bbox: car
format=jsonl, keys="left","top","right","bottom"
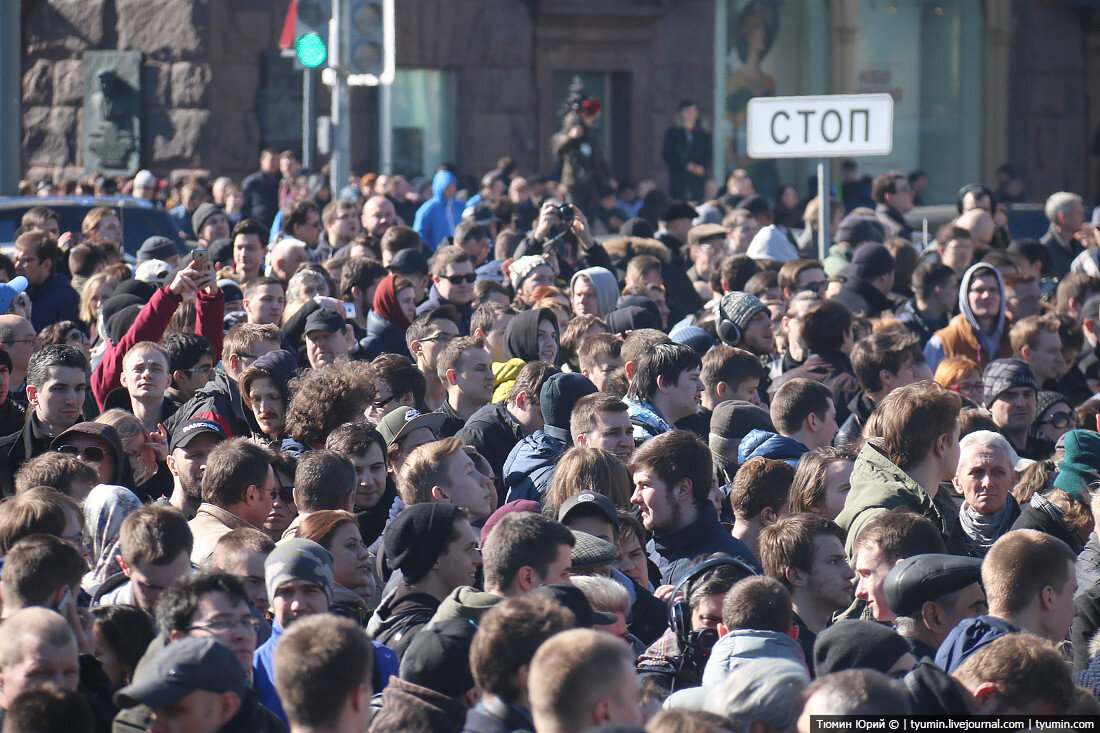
{"left": 0, "top": 196, "right": 185, "bottom": 260}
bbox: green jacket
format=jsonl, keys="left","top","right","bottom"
{"left": 836, "top": 439, "right": 959, "bottom": 559}
{"left": 823, "top": 243, "right": 853, "bottom": 278}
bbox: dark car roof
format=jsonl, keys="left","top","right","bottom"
{"left": 0, "top": 196, "right": 184, "bottom": 257}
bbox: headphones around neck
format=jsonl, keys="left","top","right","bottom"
{"left": 714, "top": 299, "right": 743, "bottom": 346}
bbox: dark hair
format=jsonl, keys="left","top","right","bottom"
{"left": 67, "top": 244, "right": 106, "bottom": 278}
{"left": 853, "top": 510, "right": 947, "bottom": 562}
{"left": 721, "top": 576, "right": 793, "bottom": 633}
{"left": 506, "top": 361, "right": 558, "bottom": 408}
{"left": 230, "top": 218, "right": 268, "bottom": 241}
{"left": 802, "top": 300, "right": 853, "bottom": 355}
{"left": 471, "top": 302, "right": 517, "bottom": 338}
{"left": 626, "top": 342, "right": 701, "bottom": 402}
{"left": 483, "top": 513, "right": 576, "bottom": 593}
{"left": 0, "top": 488, "right": 75, "bottom": 554}
{"left": 26, "top": 344, "right": 88, "bottom": 388}
{"left": 15, "top": 230, "right": 60, "bottom": 273}
{"left": 787, "top": 447, "right": 855, "bottom": 514}
{"left": 850, "top": 330, "right": 920, "bottom": 393}
{"left": 871, "top": 172, "right": 907, "bottom": 205}
{"left": 770, "top": 378, "right": 834, "bottom": 436}
{"left": 154, "top": 571, "right": 251, "bottom": 637}
{"left": 628, "top": 430, "right": 713, "bottom": 508}
{"left": 340, "top": 256, "right": 387, "bottom": 300}
{"left": 201, "top": 438, "right": 274, "bottom": 507}
{"left": 876, "top": 382, "right": 961, "bottom": 470}
{"left": 371, "top": 354, "right": 427, "bottom": 411}
{"left": 14, "top": 452, "right": 97, "bottom": 497}
{"left": 119, "top": 505, "right": 194, "bottom": 567}
{"left": 760, "top": 513, "right": 846, "bottom": 591}
{"left": 453, "top": 221, "right": 490, "bottom": 249}
{"left": 285, "top": 360, "right": 377, "bottom": 447}
{"left": 0, "top": 534, "right": 86, "bottom": 609}
{"left": 405, "top": 306, "right": 460, "bottom": 353}
{"left": 2, "top": 685, "right": 92, "bottom": 733}
{"left": 911, "top": 261, "right": 956, "bottom": 301}
{"left": 281, "top": 200, "right": 320, "bottom": 236}
{"left": 380, "top": 225, "right": 423, "bottom": 259}
{"left": 294, "top": 450, "right": 356, "bottom": 513}
{"left": 701, "top": 344, "right": 767, "bottom": 392}
{"left": 714, "top": 255, "right": 762, "bottom": 295}
{"left": 325, "top": 422, "right": 386, "bottom": 459}
{"left": 162, "top": 332, "right": 216, "bottom": 375}
{"left": 728, "top": 457, "right": 795, "bottom": 521}
{"left": 91, "top": 605, "right": 157, "bottom": 685}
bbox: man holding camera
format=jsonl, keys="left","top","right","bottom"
{"left": 513, "top": 201, "right": 617, "bottom": 286}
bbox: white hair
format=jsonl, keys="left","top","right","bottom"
{"left": 569, "top": 574, "right": 629, "bottom": 614}
{"left": 1044, "top": 191, "right": 1083, "bottom": 223}
{"left": 958, "top": 429, "right": 1019, "bottom": 469}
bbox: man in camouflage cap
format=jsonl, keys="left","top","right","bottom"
{"left": 253, "top": 538, "right": 335, "bottom": 723}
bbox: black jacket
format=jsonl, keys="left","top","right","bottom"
{"left": 875, "top": 203, "right": 913, "bottom": 241}
{"left": 831, "top": 278, "right": 895, "bottom": 318}
{"left": 904, "top": 661, "right": 971, "bottom": 716}
{"left": 655, "top": 233, "right": 704, "bottom": 324}
{"left": 661, "top": 125, "right": 711, "bottom": 201}
{"left": 0, "top": 415, "right": 59, "bottom": 497}
{"left": 240, "top": 170, "right": 280, "bottom": 229}
{"left": 456, "top": 403, "right": 525, "bottom": 497}
{"left": 164, "top": 368, "right": 256, "bottom": 440}
{"left": 435, "top": 399, "right": 466, "bottom": 440}
{"left": 1041, "top": 224, "right": 1082, "bottom": 280}
{"left": 371, "top": 584, "right": 440, "bottom": 659}
{"left": 361, "top": 310, "right": 412, "bottom": 360}
{"left": 770, "top": 351, "right": 862, "bottom": 427}
{"left": 462, "top": 699, "right": 534, "bottom": 733}
{"left": 836, "top": 391, "right": 877, "bottom": 450}
{"left": 1071, "top": 582, "right": 1100, "bottom": 671}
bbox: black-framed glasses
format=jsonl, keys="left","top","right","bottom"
{"left": 441, "top": 273, "right": 476, "bottom": 285}
{"left": 188, "top": 616, "right": 263, "bottom": 633}
{"left": 2, "top": 337, "right": 35, "bottom": 346}
{"left": 373, "top": 392, "right": 401, "bottom": 411}
{"left": 1042, "top": 411, "right": 1077, "bottom": 429}
{"left": 419, "top": 333, "right": 455, "bottom": 344}
{"left": 183, "top": 366, "right": 216, "bottom": 379}
{"left": 58, "top": 445, "right": 105, "bottom": 462}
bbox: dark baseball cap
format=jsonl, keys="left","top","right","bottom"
{"left": 168, "top": 418, "right": 227, "bottom": 453}
{"left": 304, "top": 307, "right": 346, "bottom": 336}
{"left": 558, "top": 491, "right": 618, "bottom": 529}
{"left": 376, "top": 407, "right": 446, "bottom": 448}
{"left": 115, "top": 637, "right": 247, "bottom": 709}
{"left": 530, "top": 583, "right": 617, "bottom": 627}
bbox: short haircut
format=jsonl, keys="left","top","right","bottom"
{"left": 231, "top": 218, "right": 268, "bottom": 241}
{"left": 1055, "top": 272, "right": 1100, "bottom": 314}
{"left": 0, "top": 535, "right": 86, "bottom": 610}
{"left": 436, "top": 335, "right": 486, "bottom": 381}
{"left": 802, "top": 300, "right": 853, "bottom": 355}
{"left": 430, "top": 244, "right": 473, "bottom": 277}
{"left": 119, "top": 505, "right": 193, "bottom": 567}
{"left": 871, "top": 171, "right": 906, "bottom": 204}
{"left": 577, "top": 332, "right": 623, "bottom": 375}
{"left": 952, "top": 633, "right": 1075, "bottom": 711}
{"left": 470, "top": 595, "right": 575, "bottom": 703}
{"left": 2, "top": 684, "right": 91, "bottom": 731}
{"left": 274, "top": 614, "right": 375, "bottom": 727}
{"left": 371, "top": 353, "right": 427, "bottom": 410}
{"left": 243, "top": 275, "right": 286, "bottom": 299}
{"left": 715, "top": 254, "right": 762, "bottom": 294}
{"left": 1044, "top": 191, "right": 1083, "bottom": 223}
{"left": 14, "top": 452, "right": 97, "bottom": 497}
{"left": 728, "top": 457, "right": 796, "bottom": 522}
{"left": 787, "top": 447, "right": 855, "bottom": 514}
{"left": 482, "top": 512, "right": 576, "bottom": 593}
{"left": 209, "top": 527, "right": 276, "bottom": 571}
{"left": 936, "top": 223, "right": 970, "bottom": 249}
{"left": 545, "top": 446, "right": 632, "bottom": 518}
{"left": 397, "top": 437, "right": 464, "bottom": 506}
{"left": 201, "top": 438, "right": 274, "bottom": 507}
{"left": 721, "top": 576, "right": 793, "bottom": 633}
{"left": 621, "top": 329, "right": 672, "bottom": 366}
{"left": 0, "top": 608, "right": 77, "bottom": 672}
{"left": 629, "top": 430, "right": 713, "bottom": 508}
{"left": 777, "top": 259, "right": 823, "bottom": 294}
{"left": 67, "top": 243, "right": 106, "bottom": 278}
{"left": 505, "top": 361, "right": 557, "bottom": 408}
{"left": 850, "top": 329, "right": 920, "bottom": 393}
{"left": 21, "top": 206, "right": 60, "bottom": 230}
{"left": 743, "top": 270, "right": 778, "bottom": 299}
{"left": 1009, "top": 313, "right": 1061, "bottom": 356}
{"left": 625, "top": 254, "right": 662, "bottom": 284}
{"left": 282, "top": 199, "right": 320, "bottom": 235}
{"left": 453, "top": 221, "right": 490, "bottom": 249}
{"left": 571, "top": 574, "right": 629, "bottom": 611}
{"left": 470, "top": 302, "right": 516, "bottom": 337}
{"left": 321, "top": 198, "right": 356, "bottom": 227}
{"left": 875, "top": 381, "right": 961, "bottom": 470}
{"left": 569, "top": 393, "right": 628, "bottom": 438}
{"left": 379, "top": 226, "right": 423, "bottom": 259}
{"left": 981, "top": 529, "right": 1076, "bottom": 615}
{"left": 26, "top": 344, "right": 88, "bottom": 388}
{"left": 626, "top": 342, "right": 701, "bottom": 402}
{"left": 15, "top": 230, "right": 60, "bottom": 271}
{"left": 770, "top": 378, "right": 833, "bottom": 435}
{"left": 293, "top": 450, "right": 356, "bottom": 513}
{"left": 853, "top": 510, "right": 947, "bottom": 562}
{"left": 528, "top": 628, "right": 638, "bottom": 733}
{"left": 405, "top": 306, "right": 460, "bottom": 353}
{"left": 802, "top": 669, "right": 912, "bottom": 716}
{"left": 325, "top": 422, "right": 386, "bottom": 459}
{"left": 760, "top": 513, "right": 846, "bottom": 591}
{"left": 911, "top": 261, "right": 956, "bottom": 301}
{"left": 0, "top": 487, "right": 80, "bottom": 555}
{"left": 221, "top": 323, "right": 280, "bottom": 365}
{"left": 701, "top": 344, "right": 767, "bottom": 392}
{"left": 339, "top": 256, "right": 387, "bottom": 299}
{"left": 162, "top": 332, "right": 216, "bottom": 375}
{"left": 560, "top": 314, "right": 608, "bottom": 364}
{"left": 154, "top": 571, "right": 251, "bottom": 637}
{"left": 122, "top": 340, "right": 168, "bottom": 370}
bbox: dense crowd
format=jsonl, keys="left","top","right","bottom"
{"left": 3, "top": 98, "right": 1100, "bottom": 732}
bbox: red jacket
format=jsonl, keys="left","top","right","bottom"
{"left": 91, "top": 288, "right": 224, "bottom": 409}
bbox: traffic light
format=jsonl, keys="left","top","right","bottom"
{"left": 346, "top": 0, "right": 394, "bottom": 86}
{"left": 295, "top": 0, "right": 331, "bottom": 69}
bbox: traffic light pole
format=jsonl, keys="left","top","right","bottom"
{"left": 380, "top": 81, "right": 392, "bottom": 175}
{"left": 329, "top": 0, "right": 352, "bottom": 195}
{"left": 302, "top": 68, "right": 316, "bottom": 171}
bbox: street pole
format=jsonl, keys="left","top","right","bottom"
{"left": 302, "top": 67, "right": 315, "bottom": 171}
{"left": 380, "top": 81, "right": 392, "bottom": 175}
{"left": 329, "top": 0, "right": 351, "bottom": 195}
{"left": 817, "top": 159, "right": 830, "bottom": 263}
{"left": 0, "top": 0, "right": 21, "bottom": 195}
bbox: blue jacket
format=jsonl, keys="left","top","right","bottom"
{"left": 413, "top": 170, "right": 464, "bottom": 251}
{"left": 933, "top": 615, "right": 1019, "bottom": 673}
{"left": 360, "top": 309, "right": 411, "bottom": 360}
{"left": 502, "top": 427, "right": 567, "bottom": 503}
{"left": 28, "top": 273, "right": 80, "bottom": 332}
{"left": 415, "top": 284, "right": 472, "bottom": 335}
{"left": 647, "top": 502, "right": 760, "bottom": 586}
{"left": 737, "top": 429, "right": 808, "bottom": 467}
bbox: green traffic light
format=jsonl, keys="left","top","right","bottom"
{"left": 295, "top": 32, "right": 328, "bottom": 68}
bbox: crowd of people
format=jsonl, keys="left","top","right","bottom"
{"left": 4, "top": 124, "right": 1100, "bottom": 732}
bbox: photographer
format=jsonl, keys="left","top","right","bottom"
{"left": 512, "top": 200, "right": 615, "bottom": 284}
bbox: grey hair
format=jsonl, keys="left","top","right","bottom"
{"left": 286, "top": 269, "right": 330, "bottom": 303}
{"left": 569, "top": 574, "right": 629, "bottom": 614}
{"left": 1045, "top": 192, "right": 1083, "bottom": 223}
{"left": 703, "top": 657, "right": 809, "bottom": 732}
{"left": 958, "top": 429, "right": 1019, "bottom": 470}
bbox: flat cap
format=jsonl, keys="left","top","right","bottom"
{"left": 883, "top": 553, "right": 982, "bottom": 617}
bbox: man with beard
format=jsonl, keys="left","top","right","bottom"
{"left": 166, "top": 419, "right": 227, "bottom": 518}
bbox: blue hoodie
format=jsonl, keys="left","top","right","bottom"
{"left": 933, "top": 614, "right": 1019, "bottom": 673}
{"left": 412, "top": 170, "right": 464, "bottom": 251}
{"left": 737, "top": 429, "right": 809, "bottom": 467}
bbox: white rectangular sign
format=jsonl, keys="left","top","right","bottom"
{"left": 747, "top": 93, "right": 893, "bottom": 158}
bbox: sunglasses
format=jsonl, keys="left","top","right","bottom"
{"left": 1042, "top": 411, "right": 1076, "bottom": 429}
{"left": 59, "top": 445, "right": 105, "bottom": 462}
{"left": 440, "top": 273, "right": 476, "bottom": 284}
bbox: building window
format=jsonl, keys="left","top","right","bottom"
{"left": 391, "top": 69, "right": 456, "bottom": 177}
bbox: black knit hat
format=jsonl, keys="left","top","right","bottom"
{"left": 709, "top": 400, "right": 773, "bottom": 442}
{"left": 813, "top": 619, "right": 911, "bottom": 677}
{"left": 982, "top": 358, "right": 1037, "bottom": 408}
{"left": 539, "top": 372, "right": 598, "bottom": 433}
{"left": 850, "top": 242, "right": 895, "bottom": 281}
{"left": 605, "top": 306, "right": 660, "bottom": 335}
{"left": 398, "top": 618, "right": 477, "bottom": 697}
{"left": 384, "top": 503, "right": 462, "bottom": 582}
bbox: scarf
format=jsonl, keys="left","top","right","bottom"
{"left": 82, "top": 484, "right": 143, "bottom": 593}
{"left": 372, "top": 273, "right": 412, "bottom": 330}
{"left": 958, "top": 497, "right": 1016, "bottom": 553}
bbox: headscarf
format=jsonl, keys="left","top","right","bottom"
{"left": 504, "top": 308, "right": 557, "bottom": 362}
{"left": 372, "top": 273, "right": 413, "bottom": 330}
{"left": 82, "top": 484, "right": 143, "bottom": 593}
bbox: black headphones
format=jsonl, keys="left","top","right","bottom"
{"left": 714, "top": 298, "right": 743, "bottom": 346}
{"left": 667, "top": 556, "right": 758, "bottom": 643}
{"left": 955, "top": 183, "right": 996, "bottom": 214}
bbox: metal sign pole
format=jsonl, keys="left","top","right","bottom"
{"left": 303, "top": 68, "right": 316, "bottom": 171}
{"left": 817, "top": 159, "right": 830, "bottom": 263}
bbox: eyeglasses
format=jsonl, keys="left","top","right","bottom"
{"left": 419, "top": 333, "right": 454, "bottom": 344}
{"left": 2, "top": 337, "right": 35, "bottom": 346}
{"left": 65, "top": 331, "right": 89, "bottom": 344}
{"left": 373, "top": 392, "right": 401, "bottom": 411}
{"left": 1042, "top": 411, "right": 1077, "bottom": 429}
{"left": 182, "top": 366, "right": 216, "bottom": 379}
{"left": 440, "top": 273, "right": 476, "bottom": 285}
{"left": 188, "top": 616, "right": 263, "bottom": 633}
{"left": 58, "top": 445, "right": 105, "bottom": 462}
{"left": 798, "top": 281, "right": 825, "bottom": 294}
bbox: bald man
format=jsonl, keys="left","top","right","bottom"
{"left": 0, "top": 608, "right": 80, "bottom": 710}
{"left": 0, "top": 314, "right": 37, "bottom": 402}
{"left": 361, "top": 196, "right": 397, "bottom": 240}
{"left": 957, "top": 209, "right": 995, "bottom": 260}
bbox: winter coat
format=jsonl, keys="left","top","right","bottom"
{"left": 701, "top": 629, "right": 807, "bottom": 686}
{"left": 1070, "top": 581, "right": 1100, "bottom": 671}
{"left": 369, "top": 676, "right": 468, "bottom": 733}
{"left": 835, "top": 391, "right": 876, "bottom": 451}
{"left": 240, "top": 170, "right": 280, "bottom": 229}
{"left": 737, "top": 429, "right": 808, "bottom": 467}
{"left": 502, "top": 428, "right": 567, "bottom": 503}
{"left": 769, "top": 351, "right": 862, "bottom": 428}
{"left": 413, "top": 170, "right": 465, "bottom": 250}
{"left": 361, "top": 309, "right": 412, "bottom": 360}
{"left": 368, "top": 583, "right": 441, "bottom": 659}
{"left": 0, "top": 415, "right": 60, "bottom": 497}
{"left": 894, "top": 298, "right": 947, "bottom": 348}
{"left": 27, "top": 272, "right": 81, "bottom": 332}
{"left": 924, "top": 263, "right": 1010, "bottom": 372}
{"left": 904, "top": 662, "right": 972, "bottom": 716}
{"left": 831, "top": 278, "right": 895, "bottom": 319}
{"left": 662, "top": 124, "right": 712, "bottom": 201}
{"left": 164, "top": 367, "right": 256, "bottom": 440}
{"left": 647, "top": 502, "right": 760, "bottom": 586}
{"left": 456, "top": 403, "right": 525, "bottom": 493}
{"left": 416, "top": 285, "right": 473, "bottom": 335}
{"left": 462, "top": 700, "right": 535, "bottom": 733}
{"left": 1041, "top": 224, "right": 1083, "bottom": 280}
{"left": 875, "top": 203, "right": 913, "bottom": 241}
{"left": 933, "top": 615, "right": 1019, "bottom": 673}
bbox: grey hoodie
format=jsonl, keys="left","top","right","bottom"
{"left": 570, "top": 266, "right": 620, "bottom": 318}
{"left": 923, "top": 262, "right": 1005, "bottom": 371}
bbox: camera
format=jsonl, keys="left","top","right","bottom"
{"left": 553, "top": 202, "right": 575, "bottom": 224}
